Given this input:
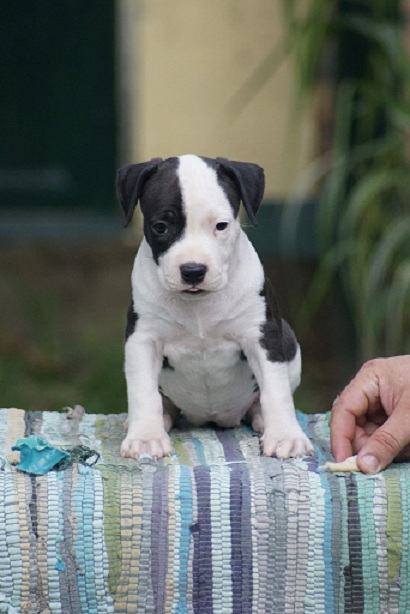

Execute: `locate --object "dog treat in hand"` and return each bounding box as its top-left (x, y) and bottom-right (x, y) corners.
top-left (321, 455), bottom-right (360, 472)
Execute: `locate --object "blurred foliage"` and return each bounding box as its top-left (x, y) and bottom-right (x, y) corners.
top-left (238, 0), bottom-right (410, 360)
top-left (285, 0), bottom-right (410, 359)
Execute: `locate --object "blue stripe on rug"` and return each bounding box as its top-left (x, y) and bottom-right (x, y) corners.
top-left (176, 465), bottom-right (193, 613)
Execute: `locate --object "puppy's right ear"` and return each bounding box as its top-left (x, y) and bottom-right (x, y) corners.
top-left (116, 158), bottom-right (162, 226)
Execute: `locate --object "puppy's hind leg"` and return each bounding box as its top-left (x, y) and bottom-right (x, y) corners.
top-left (161, 394), bottom-right (180, 432)
top-left (245, 390), bottom-right (314, 460)
top-left (246, 394), bottom-right (264, 434)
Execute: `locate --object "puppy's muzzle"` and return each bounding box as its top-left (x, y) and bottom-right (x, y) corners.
top-left (180, 263), bottom-right (207, 286)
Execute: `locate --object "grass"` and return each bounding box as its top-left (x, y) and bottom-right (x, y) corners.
top-left (0, 240), bottom-right (130, 413)
top-left (0, 335), bottom-right (126, 413)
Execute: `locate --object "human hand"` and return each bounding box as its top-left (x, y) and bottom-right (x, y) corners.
top-left (330, 356), bottom-right (410, 474)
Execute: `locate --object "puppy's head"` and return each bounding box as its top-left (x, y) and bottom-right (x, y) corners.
top-left (117, 155), bottom-right (264, 296)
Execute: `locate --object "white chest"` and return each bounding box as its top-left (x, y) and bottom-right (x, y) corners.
top-left (158, 333), bottom-right (257, 426)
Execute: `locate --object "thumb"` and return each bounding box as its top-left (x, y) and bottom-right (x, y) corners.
top-left (358, 410), bottom-right (410, 474)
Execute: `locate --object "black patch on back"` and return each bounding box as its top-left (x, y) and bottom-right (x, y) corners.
top-left (139, 157), bottom-right (186, 264)
top-left (239, 348), bottom-right (258, 388)
top-left (259, 279), bottom-right (297, 363)
top-left (125, 301), bottom-right (138, 341)
top-left (162, 356), bottom-right (174, 371)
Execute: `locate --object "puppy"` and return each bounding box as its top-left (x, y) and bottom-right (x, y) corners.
top-left (117, 155), bottom-right (313, 460)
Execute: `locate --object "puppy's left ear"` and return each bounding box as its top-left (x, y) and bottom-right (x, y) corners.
top-left (116, 158), bottom-right (163, 226)
top-left (216, 158), bottom-right (265, 227)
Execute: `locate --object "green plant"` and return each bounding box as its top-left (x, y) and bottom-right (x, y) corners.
top-left (236, 0), bottom-right (410, 360)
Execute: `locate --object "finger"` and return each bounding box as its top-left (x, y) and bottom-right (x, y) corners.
top-left (330, 363), bottom-right (381, 462)
top-left (358, 407), bottom-right (410, 473)
top-left (352, 427), bottom-right (370, 455)
top-left (330, 403), bottom-right (356, 461)
top-left (351, 410), bottom-right (388, 456)
top-left (330, 390), bottom-right (372, 462)
top-left (363, 421), bottom-right (380, 436)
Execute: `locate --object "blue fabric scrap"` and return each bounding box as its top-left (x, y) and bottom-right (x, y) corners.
top-left (12, 435), bottom-right (69, 475)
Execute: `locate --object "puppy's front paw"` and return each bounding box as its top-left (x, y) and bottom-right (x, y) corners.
top-left (120, 426), bottom-right (173, 460)
top-left (262, 428), bottom-right (314, 460)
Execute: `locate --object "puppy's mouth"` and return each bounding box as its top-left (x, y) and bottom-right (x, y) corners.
top-left (182, 286), bottom-right (206, 295)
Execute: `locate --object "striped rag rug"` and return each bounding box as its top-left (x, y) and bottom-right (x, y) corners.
top-left (0, 407), bottom-right (409, 613)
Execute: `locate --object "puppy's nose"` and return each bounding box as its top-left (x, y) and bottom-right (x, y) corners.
top-left (180, 263), bottom-right (207, 285)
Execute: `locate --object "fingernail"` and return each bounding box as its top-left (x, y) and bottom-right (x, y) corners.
top-left (360, 454), bottom-right (380, 474)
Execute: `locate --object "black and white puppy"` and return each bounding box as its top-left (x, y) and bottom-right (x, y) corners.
top-left (117, 155), bottom-right (313, 460)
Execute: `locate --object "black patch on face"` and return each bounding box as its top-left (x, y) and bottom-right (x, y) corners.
top-left (199, 156), bottom-right (241, 220)
top-left (200, 156), bottom-right (264, 227)
top-left (259, 279), bottom-right (297, 363)
top-left (139, 157), bottom-right (186, 264)
top-left (125, 300), bottom-right (138, 341)
top-left (162, 356), bottom-right (174, 371)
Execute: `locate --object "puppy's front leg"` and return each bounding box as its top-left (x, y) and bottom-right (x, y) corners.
top-left (121, 331), bottom-right (172, 459)
top-left (243, 341), bottom-right (313, 459)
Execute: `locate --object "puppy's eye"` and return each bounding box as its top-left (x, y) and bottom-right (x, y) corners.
top-left (215, 221), bottom-right (229, 231)
top-left (152, 221), bottom-right (169, 235)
